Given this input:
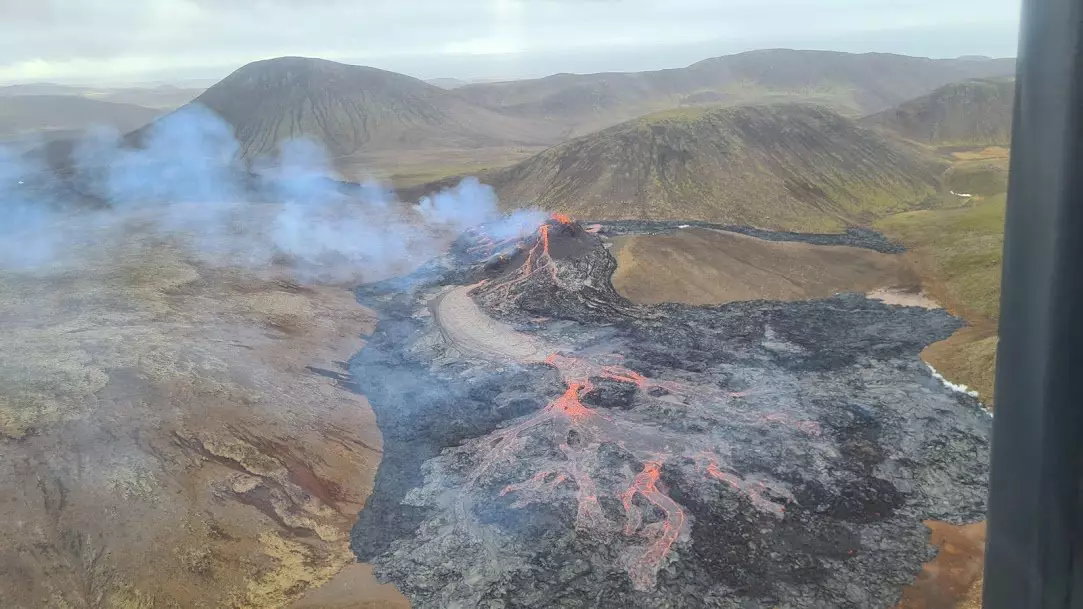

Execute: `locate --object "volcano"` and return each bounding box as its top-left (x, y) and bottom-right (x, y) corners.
top-left (348, 216), bottom-right (990, 608)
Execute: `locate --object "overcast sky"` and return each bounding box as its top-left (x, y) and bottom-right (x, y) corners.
top-left (0, 0), bottom-right (1021, 86)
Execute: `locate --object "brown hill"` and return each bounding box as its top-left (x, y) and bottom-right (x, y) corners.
top-left (861, 78), bottom-right (1016, 146)
top-left (486, 103), bottom-right (946, 232)
top-left (0, 95), bottom-right (161, 142)
top-left (179, 57), bottom-right (560, 162)
top-left (456, 49), bottom-right (1016, 134)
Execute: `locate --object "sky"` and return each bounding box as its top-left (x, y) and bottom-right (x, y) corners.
top-left (0, 0), bottom-right (1021, 86)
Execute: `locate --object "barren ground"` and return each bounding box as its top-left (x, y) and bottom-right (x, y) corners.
top-left (605, 226), bottom-right (986, 609)
top-left (610, 227), bottom-right (922, 305)
top-left (0, 214), bottom-right (409, 608)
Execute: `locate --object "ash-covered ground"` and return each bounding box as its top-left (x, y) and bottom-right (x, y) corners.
top-left (349, 218), bottom-right (989, 608)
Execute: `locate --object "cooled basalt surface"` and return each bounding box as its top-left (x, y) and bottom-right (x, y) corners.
top-left (349, 219), bottom-right (989, 609)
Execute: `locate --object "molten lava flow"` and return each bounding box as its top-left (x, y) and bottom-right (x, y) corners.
top-left (546, 353), bottom-right (686, 398)
top-left (552, 382), bottom-right (600, 422)
top-left (477, 223), bottom-right (559, 300)
top-left (559, 443), bottom-right (606, 530)
top-left (459, 219), bottom-right (707, 590)
top-left (619, 460), bottom-right (686, 591)
top-left (696, 452), bottom-right (791, 518)
top-left (500, 471), bottom-right (568, 508)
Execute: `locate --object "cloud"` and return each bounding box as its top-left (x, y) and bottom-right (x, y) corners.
top-left (0, 0), bottom-right (1021, 83)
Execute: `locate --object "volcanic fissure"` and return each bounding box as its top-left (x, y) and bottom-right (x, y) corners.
top-left (348, 216), bottom-right (990, 608)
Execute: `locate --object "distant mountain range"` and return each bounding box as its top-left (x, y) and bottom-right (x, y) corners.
top-left (454, 49), bottom-right (1016, 135)
top-left (0, 83), bottom-right (203, 110)
top-left (16, 49), bottom-right (1018, 226)
top-left (137, 51), bottom-right (1014, 174)
top-left (0, 95), bottom-right (163, 144)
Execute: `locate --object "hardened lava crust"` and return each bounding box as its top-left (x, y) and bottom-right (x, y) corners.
top-left (349, 218), bottom-right (989, 609)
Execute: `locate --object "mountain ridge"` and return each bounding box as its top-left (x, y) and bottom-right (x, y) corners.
top-left (455, 49), bottom-right (1016, 134)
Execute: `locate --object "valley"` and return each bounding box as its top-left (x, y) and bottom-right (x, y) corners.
top-left (0, 45), bottom-right (1017, 609)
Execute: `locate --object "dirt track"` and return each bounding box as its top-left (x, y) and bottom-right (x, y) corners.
top-left (431, 284), bottom-right (551, 364)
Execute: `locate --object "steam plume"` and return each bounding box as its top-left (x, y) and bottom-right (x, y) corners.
top-left (0, 104), bottom-right (544, 280)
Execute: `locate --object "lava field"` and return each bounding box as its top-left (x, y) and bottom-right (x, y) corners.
top-left (349, 217), bottom-right (991, 608)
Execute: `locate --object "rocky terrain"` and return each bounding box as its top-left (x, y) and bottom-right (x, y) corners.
top-left (0, 214), bottom-right (408, 608)
top-left (349, 217), bottom-right (991, 608)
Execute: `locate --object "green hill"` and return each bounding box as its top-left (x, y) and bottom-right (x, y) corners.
top-left (486, 103), bottom-right (946, 232)
top-left (861, 78), bottom-right (1016, 146)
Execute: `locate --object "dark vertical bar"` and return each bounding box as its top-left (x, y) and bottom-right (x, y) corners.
top-left (983, 0), bottom-right (1083, 607)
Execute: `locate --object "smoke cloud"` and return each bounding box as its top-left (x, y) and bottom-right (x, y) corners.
top-left (0, 104), bottom-right (544, 281)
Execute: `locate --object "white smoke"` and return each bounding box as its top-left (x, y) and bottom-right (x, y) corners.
top-left (0, 104), bottom-right (544, 281)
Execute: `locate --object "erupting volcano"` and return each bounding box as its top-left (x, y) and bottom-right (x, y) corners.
top-left (349, 215), bottom-right (991, 608)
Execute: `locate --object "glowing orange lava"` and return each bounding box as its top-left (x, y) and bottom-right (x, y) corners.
top-left (696, 452), bottom-right (790, 518)
top-left (462, 218), bottom-right (706, 590)
top-left (476, 223), bottom-right (559, 300)
top-left (619, 460), bottom-right (686, 590)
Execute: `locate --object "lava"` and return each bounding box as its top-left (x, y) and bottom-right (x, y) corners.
top-left (460, 219), bottom-right (779, 591)
top-left (476, 222), bottom-right (559, 300)
top-left (619, 460), bottom-right (687, 591)
top-left (695, 452), bottom-right (792, 518)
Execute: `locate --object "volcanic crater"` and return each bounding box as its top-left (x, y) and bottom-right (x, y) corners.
top-left (348, 216), bottom-right (990, 608)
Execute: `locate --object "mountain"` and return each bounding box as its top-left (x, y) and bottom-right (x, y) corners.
top-left (0, 84), bottom-right (203, 110)
top-left (93, 86), bottom-right (205, 110)
top-left (484, 103), bottom-right (946, 232)
top-left (456, 49), bottom-right (1016, 135)
top-left (426, 77), bottom-right (469, 89)
top-left (861, 78), bottom-right (1016, 146)
top-left (0, 83), bottom-right (93, 96)
top-left (0, 95), bottom-right (162, 142)
top-left (177, 57), bottom-right (560, 162)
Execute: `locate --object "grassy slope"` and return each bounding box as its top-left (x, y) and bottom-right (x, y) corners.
top-left (875, 194), bottom-right (1005, 404)
top-left (490, 103), bottom-right (946, 231)
top-left (861, 78), bottom-right (1015, 146)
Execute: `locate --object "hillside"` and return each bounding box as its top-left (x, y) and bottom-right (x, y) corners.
top-left (861, 78), bottom-right (1016, 146)
top-left (177, 57), bottom-right (560, 162)
top-left (457, 49), bottom-right (1016, 134)
top-left (486, 103), bottom-right (946, 231)
top-left (0, 84), bottom-right (203, 110)
top-left (0, 95), bottom-right (162, 141)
